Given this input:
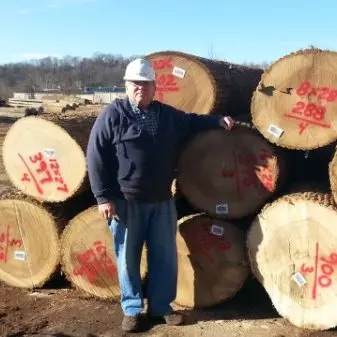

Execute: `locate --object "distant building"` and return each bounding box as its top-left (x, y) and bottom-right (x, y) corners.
top-left (83, 86), bottom-right (126, 104)
top-left (13, 88), bottom-right (126, 104)
top-left (84, 86), bottom-right (125, 94)
top-left (13, 89), bottom-right (61, 100)
top-left (92, 91), bottom-right (126, 104)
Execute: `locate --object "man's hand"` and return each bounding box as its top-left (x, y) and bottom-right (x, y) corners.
top-left (98, 202), bottom-right (116, 220)
top-left (219, 116), bottom-right (235, 130)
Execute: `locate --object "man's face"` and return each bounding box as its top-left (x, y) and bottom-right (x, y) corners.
top-left (125, 80), bottom-right (156, 108)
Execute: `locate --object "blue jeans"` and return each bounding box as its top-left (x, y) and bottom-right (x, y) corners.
top-left (108, 198), bottom-right (178, 317)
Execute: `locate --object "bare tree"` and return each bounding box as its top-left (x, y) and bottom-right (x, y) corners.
top-left (0, 54), bottom-right (129, 98)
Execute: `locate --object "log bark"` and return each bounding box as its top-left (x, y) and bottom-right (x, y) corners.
top-left (252, 48), bottom-right (337, 150)
top-left (146, 51), bottom-right (262, 118)
top-left (177, 124), bottom-right (284, 219)
top-left (60, 206), bottom-right (120, 299)
top-left (247, 192), bottom-right (337, 330)
top-left (3, 114), bottom-right (96, 202)
top-left (174, 213), bottom-right (249, 308)
top-left (329, 145), bottom-right (337, 203)
top-left (0, 119), bottom-right (16, 188)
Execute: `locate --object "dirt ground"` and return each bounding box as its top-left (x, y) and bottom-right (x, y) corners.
top-left (1, 277), bottom-right (337, 337)
top-left (1, 115), bottom-right (337, 337)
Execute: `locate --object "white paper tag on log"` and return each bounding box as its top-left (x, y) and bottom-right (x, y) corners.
top-left (172, 66), bottom-right (186, 78)
top-left (210, 224), bottom-right (224, 236)
top-left (267, 124), bottom-right (284, 138)
top-left (216, 204), bottom-right (228, 214)
top-left (292, 272), bottom-right (307, 287)
top-left (43, 148), bottom-right (56, 159)
top-left (14, 251), bottom-right (27, 261)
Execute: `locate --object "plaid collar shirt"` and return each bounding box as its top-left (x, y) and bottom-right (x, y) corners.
top-left (129, 99), bottom-right (159, 136)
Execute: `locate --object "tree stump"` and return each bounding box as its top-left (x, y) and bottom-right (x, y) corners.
top-left (174, 214), bottom-right (249, 308)
top-left (0, 198), bottom-right (59, 288)
top-left (247, 192), bottom-right (337, 330)
top-left (252, 49), bottom-right (337, 150)
top-left (61, 206), bottom-right (120, 299)
top-left (146, 51), bottom-right (262, 117)
top-left (3, 115), bottom-right (95, 202)
top-left (177, 125), bottom-right (283, 219)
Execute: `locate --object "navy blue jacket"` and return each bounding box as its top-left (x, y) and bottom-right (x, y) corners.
top-left (86, 98), bottom-right (221, 204)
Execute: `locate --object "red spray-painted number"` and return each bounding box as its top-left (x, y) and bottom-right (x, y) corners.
top-left (0, 224), bottom-right (23, 263)
top-left (284, 101), bottom-right (330, 134)
top-left (185, 223), bottom-right (232, 264)
top-left (283, 80), bottom-right (336, 134)
top-left (151, 57), bottom-right (180, 102)
top-left (300, 242), bottom-right (337, 300)
top-left (72, 241), bottom-right (117, 285)
top-left (224, 149), bottom-right (274, 198)
top-left (152, 57), bottom-right (173, 70)
top-left (155, 74), bottom-right (180, 102)
top-left (296, 81), bottom-right (337, 103)
top-left (18, 152), bottom-right (69, 195)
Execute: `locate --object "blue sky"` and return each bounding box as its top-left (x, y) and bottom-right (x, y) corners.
top-left (1, 0), bottom-right (336, 65)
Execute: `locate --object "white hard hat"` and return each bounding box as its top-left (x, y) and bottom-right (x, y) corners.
top-left (123, 58), bottom-right (155, 81)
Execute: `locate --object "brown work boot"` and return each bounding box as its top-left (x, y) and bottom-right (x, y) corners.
top-left (163, 312), bottom-right (184, 326)
top-left (149, 311), bottom-right (184, 326)
top-left (122, 315), bottom-right (141, 332)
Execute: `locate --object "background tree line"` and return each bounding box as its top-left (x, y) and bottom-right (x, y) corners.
top-left (0, 53), bottom-right (269, 99)
top-left (0, 53), bottom-right (134, 99)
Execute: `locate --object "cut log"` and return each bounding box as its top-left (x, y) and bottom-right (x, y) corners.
top-left (174, 213), bottom-right (249, 308)
top-left (247, 192), bottom-right (337, 330)
top-left (0, 107), bottom-right (26, 119)
top-left (146, 51), bottom-right (262, 117)
top-left (177, 124), bottom-right (283, 219)
top-left (3, 115), bottom-right (95, 202)
top-left (60, 206), bottom-right (120, 299)
top-left (0, 197), bottom-right (59, 288)
top-left (41, 95), bottom-right (89, 105)
top-left (252, 48), bottom-right (337, 150)
top-left (42, 101), bottom-right (78, 114)
top-left (8, 98), bottom-right (43, 107)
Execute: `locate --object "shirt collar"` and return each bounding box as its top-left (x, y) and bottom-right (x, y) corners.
top-left (129, 99), bottom-right (155, 114)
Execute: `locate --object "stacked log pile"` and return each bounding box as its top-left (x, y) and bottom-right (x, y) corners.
top-left (246, 48), bottom-right (337, 330)
top-left (2, 48), bottom-right (337, 331)
top-left (7, 96), bottom-right (92, 116)
top-left (148, 48), bottom-right (337, 330)
top-left (0, 51), bottom-right (265, 301)
top-left (0, 110), bottom-right (97, 288)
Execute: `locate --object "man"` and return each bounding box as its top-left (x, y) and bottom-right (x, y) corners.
top-left (86, 58), bottom-right (234, 332)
